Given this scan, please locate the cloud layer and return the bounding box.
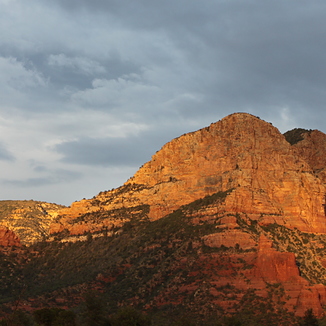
[0,0,326,205]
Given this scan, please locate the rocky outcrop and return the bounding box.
[251,235,326,316]
[286,129,326,185]
[0,200,64,245]
[194,211,326,317]
[51,113,326,237]
[202,230,256,250]
[0,226,21,247]
[255,234,300,282]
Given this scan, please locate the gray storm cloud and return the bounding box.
[0,0,325,204]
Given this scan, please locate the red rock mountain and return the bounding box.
[3,112,326,322]
[50,113,326,236]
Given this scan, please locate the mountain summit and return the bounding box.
[50,112,326,238]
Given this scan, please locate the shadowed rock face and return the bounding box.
[287,129,326,185]
[51,113,326,236]
[0,226,21,247]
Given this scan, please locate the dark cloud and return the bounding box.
[2,0,326,204]
[54,127,181,167]
[55,0,210,32]
[2,169,82,188]
[42,52,139,92]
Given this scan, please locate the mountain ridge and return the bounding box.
[48,112,326,242]
[0,200,64,245]
[1,112,326,323]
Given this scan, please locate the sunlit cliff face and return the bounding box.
[49,113,326,240]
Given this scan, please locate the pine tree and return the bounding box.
[301,309,318,326]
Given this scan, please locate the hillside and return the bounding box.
[50,113,326,240]
[1,112,326,325]
[0,200,64,245]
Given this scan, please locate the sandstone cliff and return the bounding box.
[284,128,326,185]
[0,226,21,247]
[172,199,326,317]
[50,113,326,237]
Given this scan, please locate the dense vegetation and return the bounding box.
[0,200,65,245]
[283,128,312,145]
[0,303,324,325]
[2,189,326,325]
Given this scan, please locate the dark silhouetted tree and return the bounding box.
[301,308,318,326]
[82,291,110,326]
[33,308,76,326]
[110,306,151,326]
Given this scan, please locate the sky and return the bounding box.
[1,0,326,206]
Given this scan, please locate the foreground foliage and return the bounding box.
[0,305,323,326]
[2,190,326,324]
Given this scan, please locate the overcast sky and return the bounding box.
[1,0,326,205]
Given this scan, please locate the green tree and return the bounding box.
[33,308,76,326]
[0,310,33,326]
[218,315,243,326]
[110,307,151,326]
[301,309,318,326]
[53,309,76,326]
[170,315,196,326]
[82,291,110,326]
[33,308,55,326]
[318,315,326,326]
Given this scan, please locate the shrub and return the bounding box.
[110,307,151,326]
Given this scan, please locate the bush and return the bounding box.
[110,307,151,326]
[33,308,76,326]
